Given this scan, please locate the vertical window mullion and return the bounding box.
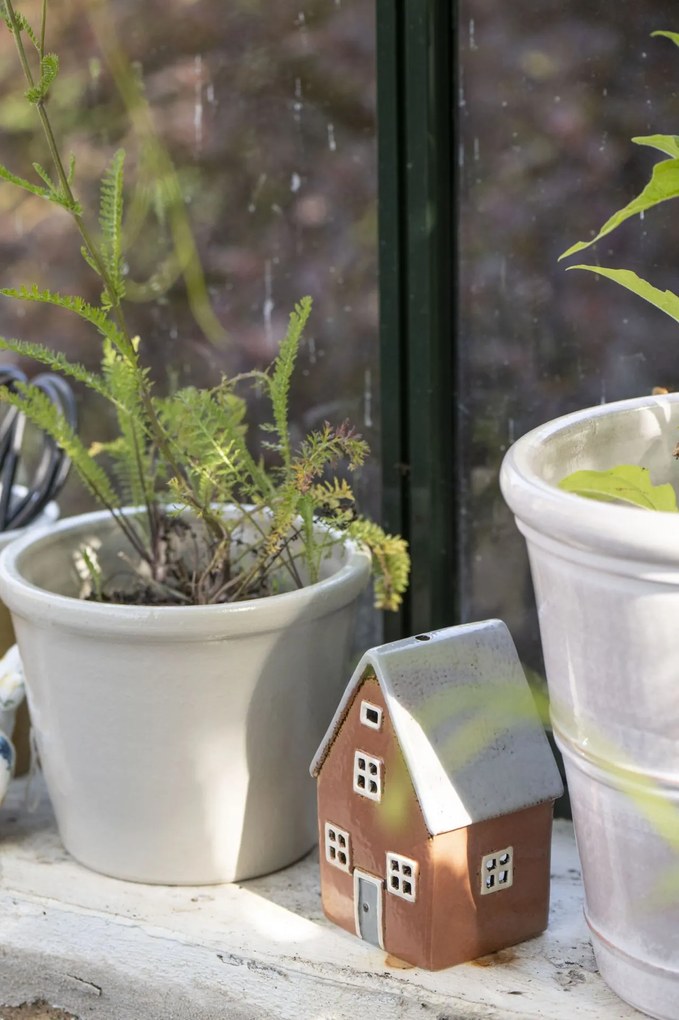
[378,0,458,638]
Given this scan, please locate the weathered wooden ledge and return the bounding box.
[0,779,641,1020]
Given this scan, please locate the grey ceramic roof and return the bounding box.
[311,620,564,835]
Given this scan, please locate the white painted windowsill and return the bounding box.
[0,779,640,1020]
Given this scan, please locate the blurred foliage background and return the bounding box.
[0,0,379,517]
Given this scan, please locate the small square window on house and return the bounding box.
[324,822,351,872]
[386,852,418,902]
[359,701,382,730]
[353,750,382,801]
[480,846,514,895]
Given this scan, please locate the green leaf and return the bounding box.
[12,11,39,49]
[651,30,679,49]
[99,346,154,508]
[632,134,679,159]
[559,159,679,260]
[25,53,59,104]
[0,162,50,201]
[267,296,312,467]
[0,285,131,357]
[80,245,100,276]
[32,161,56,191]
[348,518,411,611]
[558,465,679,512]
[0,161,79,214]
[564,266,679,324]
[0,335,109,399]
[99,149,126,304]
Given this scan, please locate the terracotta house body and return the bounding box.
[310,621,563,970]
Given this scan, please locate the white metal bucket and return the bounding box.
[501,393,679,1020]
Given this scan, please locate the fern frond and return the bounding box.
[101,344,154,507]
[12,10,39,49]
[67,153,76,184]
[32,161,56,191]
[99,149,126,307]
[0,335,109,399]
[25,53,58,104]
[0,159,78,213]
[0,162,50,201]
[0,285,130,358]
[0,383,120,510]
[266,296,312,466]
[348,519,410,611]
[308,477,355,511]
[291,421,368,493]
[80,244,100,276]
[158,387,245,507]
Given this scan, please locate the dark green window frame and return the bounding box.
[377,1,457,638]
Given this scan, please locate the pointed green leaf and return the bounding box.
[99,149,126,302]
[25,53,59,104]
[0,334,109,399]
[632,134,679,159]
[559,159,679,260]
[32,161,56,191]
[12,11,39,49]
[80,245,100,276]
[651,30,679,49]
[564,266,679,324]
[268,297,312,467]
[558,465,679,512]
[0,285,132,357]
[0,162,50,201]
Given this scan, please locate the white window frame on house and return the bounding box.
[353,750,382,801]
[480,846,514,895]
[359,700,383,730]
[324,822,351,872]
[386,852,418,902]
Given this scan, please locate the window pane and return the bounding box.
[458,1,676,670]
[0,2,379,524]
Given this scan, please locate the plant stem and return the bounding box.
[4,0,221,540]
[39,0,46,58]
[4,0,133,357]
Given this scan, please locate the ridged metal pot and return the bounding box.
[0,506,371,884]
[500,393,679,1020]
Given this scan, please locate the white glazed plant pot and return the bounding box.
[500,392,679,1020]
[0,506,371,884]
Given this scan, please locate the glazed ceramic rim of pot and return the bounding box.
[0,506,372,640]
[500,392,679,570]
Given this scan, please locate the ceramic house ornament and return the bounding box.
[310,620,563,970]
[0,644,25,807]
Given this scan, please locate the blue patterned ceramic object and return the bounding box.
[0,644,25,808]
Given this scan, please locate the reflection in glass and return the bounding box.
[0,0,379,528]
[458,0,677,672]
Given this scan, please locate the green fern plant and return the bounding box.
[0,0,410,610]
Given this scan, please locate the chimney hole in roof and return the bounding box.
[415,634,431,642]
